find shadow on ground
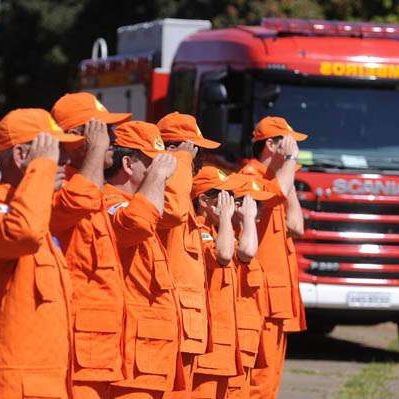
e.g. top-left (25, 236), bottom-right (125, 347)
top-left (286, 331), bottom-right (399, 363)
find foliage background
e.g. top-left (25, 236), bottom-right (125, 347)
top-left (0, 0), bottom-right (398, 115)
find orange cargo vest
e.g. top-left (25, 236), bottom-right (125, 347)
top-left (51, 168), bottom-right (125, 382)
top-left (194, 218), bottom-right (242, 377)
top-left (257, 166), bottom-right (306, 331)
top-left (104, 184), bottom-right (184, 392)
top-left (0, 159), bottom-right (73, 399)
top-left (235, 255), bottom-right (266, 369)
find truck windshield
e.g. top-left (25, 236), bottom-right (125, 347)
top-left (254, 81), bottom-right (399, 170)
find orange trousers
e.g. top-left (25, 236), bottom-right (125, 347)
top-left (72, 382), bottom-right (163, 399)
top-left (191, 374), bottom-right (229, 399)
top-left (227, 367), bottom-right (250, 398)
top-left (249, 319), bottom-right (287, 399)
top-left (163, 353), bottom-right (195, 399)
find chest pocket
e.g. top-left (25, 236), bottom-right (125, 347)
top-left (246, 259), bottom-right (263, 288)
top-left (34, 245), bottom-right (59, 303)
top-left (183, 215), bottom-right (201, 256)
top-left (92, 216), bottom-right (118, 269)
top-left (272, 206), bottom-right (284, 233)
top-left (151, 238), bottom-right (174, 291)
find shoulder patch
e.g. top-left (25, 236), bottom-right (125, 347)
top-left (107, 201), bottom-right (129, 215)
top-left (201, 231), bottom-right (214, 242)
top-left (0, 203), bottom-right (9, 214)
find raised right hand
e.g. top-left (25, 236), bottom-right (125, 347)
top-left (147, 153), bottom-right (177, 181)
top-left (216, 190), bottom-right (235, 220)
top-left (28, 133), bottom-right (60, 164)
top-left (84, 118), bottom-right (110, 151)
top-left (277, 135), bottom-right (299, 158)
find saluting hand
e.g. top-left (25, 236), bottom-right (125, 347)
top-left (277, 135), bottom-right (299, 159)
top-left (215, 190), bottom-right (235, 220)
top-left (27, 133), bottom-right (60, 164)
top-left (147, 153), bottom-right (177, 181)
top-left (174, 141), bottom-right (198, 159)
top-left (84, 118), bottom-right (109, 152)
top-left (237, 194), bottom-right (257, 221)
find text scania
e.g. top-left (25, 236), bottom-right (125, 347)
top-left (333, 179), bottom-right (399, 195)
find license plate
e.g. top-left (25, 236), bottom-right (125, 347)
top-left (347, 292), bottom-right (391, 308)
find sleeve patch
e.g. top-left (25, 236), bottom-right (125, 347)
top-left (107, 201), bottom-right (129, 215)
top-left (201, 232), bottom-right (214, 242)
top-left (0, 204), bottom-right (9, 214)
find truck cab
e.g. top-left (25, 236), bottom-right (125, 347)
top-left (79, 18), bottom-right (399, 332)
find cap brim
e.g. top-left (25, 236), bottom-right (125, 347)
top-left (252, 130), bottom-right (308, 142)
top-left (94, 111), bottom-right (132, 125)
top-left (291, 131), bottom-right (308, 142)
top-left (235, 190), bottom-right (274, 201)
top-left (191, 136), bottom-right (221, 149)
top-left (53, 132), bottom-right (85, 144)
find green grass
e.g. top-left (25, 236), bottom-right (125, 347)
top-left (336, 362), bottom-right (394, 399)
top-left (336, 338), bottom-right (399, 399)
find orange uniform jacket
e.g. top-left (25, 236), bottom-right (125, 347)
top-left (0, 159), bottom-right (73, 398)
top-left (158, 152), bottom-right (209, 355)
top-left (51, 168), bottom-right (125, 382)
top-left (234, 256), bottom-right (266, 369)
top-left (194, 218), bottom-right (242, 377)
top-left (103, 184), bottom-right (184, 392)
top-left (249, 159), bottom-right (306, 332)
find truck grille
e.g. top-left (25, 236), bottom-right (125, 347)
top-left (301, 200), bottom-right (399, 215)
top-left (298, 198), bottom-right (399, 283)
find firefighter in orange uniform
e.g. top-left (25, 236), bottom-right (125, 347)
top-left (157, 112), bottom-right (221, 398)
top-left (103, 121), bottom-right (185, 399)
top-left (191, 167), bottom-right (246, 399)
top-left (50, 93), bottom-right (131, 399)
top-left (0, 109), bottom-right (84, 398)
top-left (227, 175), bottom-right (279, 399)
top-left (240, 117), bottom-right (307, 399)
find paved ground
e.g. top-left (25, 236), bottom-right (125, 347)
top-left (279, 323), bottom-right (399, 399)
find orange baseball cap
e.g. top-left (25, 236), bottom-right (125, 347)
top-left (0, 108), bottom-right (84, 151)
top-left (252, 116), bottom-right (308, 143)
top-left (192, 166), bottom-right (242, 198)
top-left (113, 121), bottom-right (165, 158)
top-left (231, 174), bottom-right (274, 201)
top-left (52, 92), bottom-right (131, 130)
top-left (157, 112), bottom-right (220, 149)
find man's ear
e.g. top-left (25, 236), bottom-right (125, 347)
top-left (198, 193), bottom-right (208, 209)
top-left (122, 155), bottom-right (134, 176)
top-left (13, 144), bottom-right (29, 169)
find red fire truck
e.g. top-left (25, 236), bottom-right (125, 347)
top-left (79, 18), bottom-right (399, 333)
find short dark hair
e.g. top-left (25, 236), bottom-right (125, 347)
top-left (104, 146), bottom-right (142, 180)
top-left (252, 136), bottom-right (283, 159)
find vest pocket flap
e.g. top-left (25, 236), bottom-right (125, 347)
top-left (179, 292), bottom-right (204, 309)
top-left (75, 308), bottom-right (119, 333)
top-left (238, 328), bottom-right (260, 354)
top-left (246, 258), bottom-right (262, 271)
top-left (94, 235), bottom-right (117, 269)
top-left (212, 324), bottom-right (233, 345)
top-left (181, 308), bottom-right (206, 340)
top-left (137, 319), bottom-right (175, 341)
top-left (237, 314), bottom-right (261, 331)
top-left (247, 269), bottom-right (263, 288)
top-left (267, 272), bottom-right (288, 288)
top-left (22, 372), bottom-right (63, 398)
top-left (135, 319), bottom-right (177, 376)
top-left (33, 247), bottom-right (55, 266)
top-left (92, 215), bottom-right (108, 236)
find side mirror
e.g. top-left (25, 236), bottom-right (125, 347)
top-left (202, 81), bottom-right (228, 104)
